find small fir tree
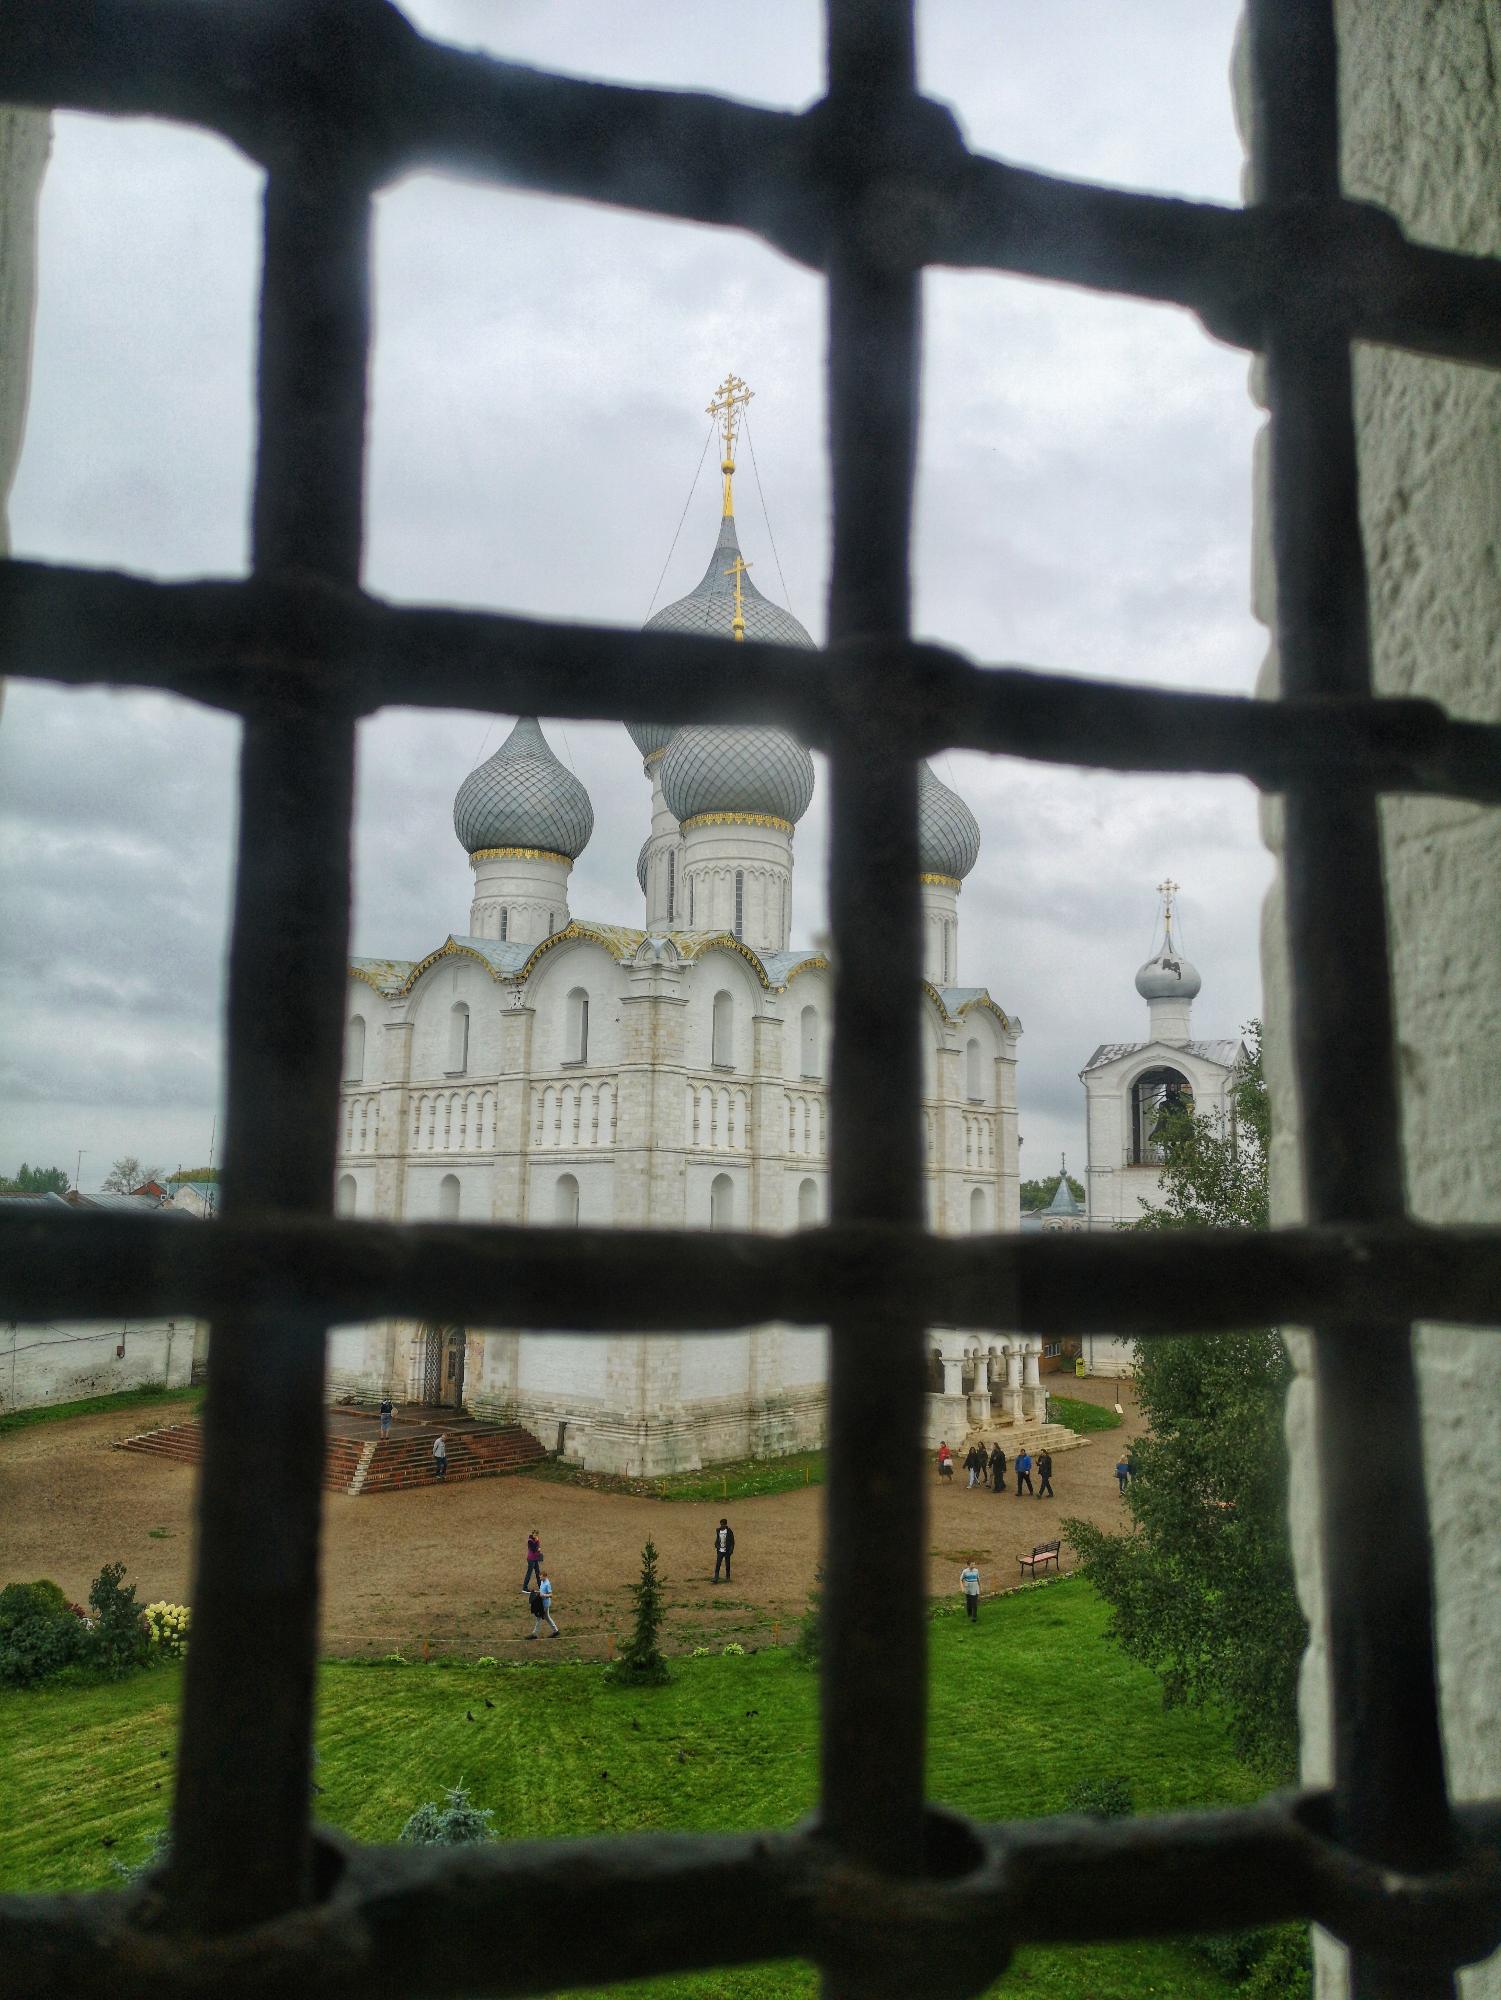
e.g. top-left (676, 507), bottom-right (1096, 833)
top-left (398, 1782), bottom-right (495, 1846)
top-left (610, 1538), bottom-right (670, 1686)
top-left (792, 1566), bottom-right (824, 1664)
top-left (87, 1562), bottom-right (150, 1678)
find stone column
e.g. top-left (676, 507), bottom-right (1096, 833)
top-left (929, 1041), bottom-right (965, 1234)
top-left (490, 1008), bottom-right (534, 1223)
top-left (1022, 1344), bottom-right (1042, 1421)
top-left (967, 1350), bottom-right (992, 1425)
top-left (1005, 1345), bottom-right (1024, 1422)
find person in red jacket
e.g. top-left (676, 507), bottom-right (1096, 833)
top-left (522, 1530), bottom-right (543, 1593)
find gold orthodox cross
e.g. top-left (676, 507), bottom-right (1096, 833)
top-left (707, 372), bottom-right (753, 516)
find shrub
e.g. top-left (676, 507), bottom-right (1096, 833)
top-left (1063, 1776), bottom-right (1135, 1821)
top-left (112, 1827), bottom-right (172, 1884)
top-left (474, 1656), bottom-right (497, 1668)
top-left (793, 1567), bottom-right (824, 1664)
top-left (721, 1642), bottom-right (745, 1657)
top-left (86, 1563), bottom-right (149, 1678)
top-left (144, 1602), bottom-right (190, 1657)
top-left (0, 1579), bottom-right (85, 1686)
top-left (606, 1539), bottom-right (670, 1688)
top-left (1195, 1923), bottom-right (1310, 1996)
top-left (398, 1783), bottom-right (495, 1846)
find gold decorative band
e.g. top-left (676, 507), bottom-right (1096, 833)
top-left (469, 847), bottom-right (572, 866)
top-left (643, 747), bottom-right (668, 767)
top-left (680, 811), bottom-right (794, 835)
top-left (920, 872), bottom-right (962, 890)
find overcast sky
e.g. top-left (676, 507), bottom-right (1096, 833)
top-left (0, 0), bottom-right (1272, 1192)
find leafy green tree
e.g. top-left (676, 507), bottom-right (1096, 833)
top-left (0, 1579), bottom-right (84, 1685)
top-left (1065, 1025), bottom-right (1305, 1780)
top-left (101, 1156), bottom-right (164, 1194)
top-left (1019, 1171), bottom-right (1085, 1212)
top-left (609, 1539), bottom-right (670, 1686)
top-left (86, 1562), bottom-right (150, 1678)
top-left (0, 1163), bottom-right (71, 1195)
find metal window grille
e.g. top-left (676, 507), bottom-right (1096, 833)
top-left (4, 4), bottom-right (1501, 1997)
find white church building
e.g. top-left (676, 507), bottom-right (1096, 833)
top-left (329, 378), bottom-right (1024, 1474)
top-left (1078, 884), bottom-right (1245, 1376)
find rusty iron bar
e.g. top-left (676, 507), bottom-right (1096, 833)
top-left (4, 559), bottom-right (1499, 803)
top-left (1247, 5), bottom-right (1459, 1997)
top-left (4, 1209), bottom-right (1501, 1339)
top-left (817, 0), bottom-right (929, 1965)
top-left (169, 159), bottom-right (370, 1933)
top-left (7, 2), bottom-right (1501, 371)
top-left (4, 1798), bottom-right (1501, 2000)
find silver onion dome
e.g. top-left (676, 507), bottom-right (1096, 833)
top-left (453, 716), bottom-right (594, 859)
top-left (636, 836), bottom-right (652, 892)
top-left (918, 761), bottom-right (981, 880)
top-left (1135, 947), bottom-right (1202, 1001)
top-left (644, 513), bottom-right (815, 649)
top-left (627, 720), bottom-right (677, 760)
top-left (661, 724), bottom-right (815, 826)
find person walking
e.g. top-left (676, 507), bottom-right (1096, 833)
top-left (965, 1445), bottom-right (981, 1490)
top-left (989, 1443), bottom-right (1007, 1492)
top-left (1015, 1447), bottom-right (1033, 1496)
top-left (537, 1571), bottom-right (559, 1637)
top-left (1036, 1449), bottom-right (1054, 1499)
top-left (378, 1396), bottom-right (393, 1440)
top-left (432, 1432), bottom-right (448, 1481)
top-left (959, 1560), bottom-right (981, 1622)
top-left (522, 1530), bottom-right (543, 1593)
top-left (713, 1518), bottom-right (735, 1583)
top-left (1115, 1455), bottom-right (1131, 1496)
top-left (937, 1442), bottom-right (954, 1482)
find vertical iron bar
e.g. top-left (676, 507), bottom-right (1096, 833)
top-left (817, 7), bottom-right (927, 1978)
top-left (1247, 5), bottom-right (1456, 1996)
top-left (171, 158), bottom-right (369, 1931)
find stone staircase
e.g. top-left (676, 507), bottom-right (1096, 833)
top-left (956, 1418), bottom-right (1086, 1461)
top-left (115, 1412), bottom-right (548, 1495)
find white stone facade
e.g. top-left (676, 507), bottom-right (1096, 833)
top-left (1, 1311), bottom-right (197, 1412)
top-left (1238, 7), bottom-right (1501, 1993)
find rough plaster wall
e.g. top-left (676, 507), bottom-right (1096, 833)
top-left (1241, 6), bottom-right (1501, 1992)
top-left (0, 106), bottom-right (47, 556)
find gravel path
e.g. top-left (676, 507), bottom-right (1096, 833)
top-left (0, 1378), bottom-right (1145, 1660)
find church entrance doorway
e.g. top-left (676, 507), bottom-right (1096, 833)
top-left (420, 1325), bottom-right (467, 1409)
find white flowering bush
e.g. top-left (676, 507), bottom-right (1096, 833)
top-left (144, 1602), bottom-right (190, 1657)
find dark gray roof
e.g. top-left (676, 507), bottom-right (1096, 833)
top-left (1047, 1174), bottom-right (1083, 1216)
top-left (453, 717), bottom-right (594, 860)
top-left (1082, 1037), bottom-right (1243, 1075)
top-left (0, 1190), bottom-right (72, 1208)
top-left (644, 512), bottom-right (814, 650)
top-left (919, 761), bottom-right (981, 880)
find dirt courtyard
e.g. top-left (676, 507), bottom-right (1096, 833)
top-left (0, 1380), bottom-right (1143, 1660)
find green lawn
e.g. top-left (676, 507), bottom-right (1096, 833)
top-left (1050, 1393), bottom-right (1123, 1434)
top-left (0, 1384), bottom-right (203, 1436)
top-left (0, 1580), bottom-right (1267, 1999)
top-left (530, 1449), bottom-right (827, 1502)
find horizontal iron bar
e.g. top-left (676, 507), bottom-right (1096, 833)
top-left (3, 563), bottom-right (1498, 803)
top-left (3, 1797), bottom-right (1498, 2000)
top-left (3, 1210), bottom-right (1499, 1337)
top-left (4, 3), bottom-right (1501, 368)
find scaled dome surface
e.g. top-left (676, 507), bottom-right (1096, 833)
top-left (1135, 947), bottom-right (1202, 1001)
top-left (661, 723), bottom-right (815, 826)
top-left (628, 514), bottom-right (815, 761)
top-left (453, 716), bottom-right (594, 859)
top-left (918, 761), bottom-right (981, 880)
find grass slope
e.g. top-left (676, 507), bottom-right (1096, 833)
top-left (0, 1581), bottom-right (1263, 1999)
top-left (1049, 1394), bottom-right (1123, 1435)
top-left (0, 1384), bottom-right (203, 1437)
top-left (530, 1450), bottom-right (827, 1502)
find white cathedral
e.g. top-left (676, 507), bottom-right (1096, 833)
top-left (329, 377), bottom-right (1024, 1474)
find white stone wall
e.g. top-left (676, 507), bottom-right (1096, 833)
top-left (1083, 1045), bottom-right (1236, 1226)
top-left (2, 1316), bottom-right (195, 1412)
top-left (1241, 6), bottom-right (1501, 1992)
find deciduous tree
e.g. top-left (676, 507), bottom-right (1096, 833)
top-left (0, 1163), bottom-right (70, 1194)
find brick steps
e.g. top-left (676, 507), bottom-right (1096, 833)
top-left (115, 1415), bottom-right (548, 1494)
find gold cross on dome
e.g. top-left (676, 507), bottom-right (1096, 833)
top-left (707, 372), bottom-right (754, 515)
top-left (724, 553), bottom-right (752, 641)
top-left (1158, 877), bottom-right (1180, 941)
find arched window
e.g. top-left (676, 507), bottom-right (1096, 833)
top-left (710, 1172), bottom-right (734, 1230)
top-left (798, 1177), bottom-right (818, 1227)
top-left (667, 850), bottom-right (677, 922)
top-left (965, 1038), bottom-right (983, 1100)
top-left (336, 1174), bottom-right (357, 1217)
top-left (1131, 1067), bottom-right (1194, 1165)
top-left (711, 989), bottom-right (734, 1068)
top-left (734, 870), bottom-right (745, 940)
top-left (554, 1172), bottom-right (580, 1226)
top-left (344, 1014), bottom-right (366, 1084)
top-left (500, 907), bottom-right (509, 942)
top-left (969, 1186), bottom-right (987, 1233)
top-left (438, 1174), bottom-right (461, 1221)
top-left (447, 1002), bottom-right (470, 1075)
top-left (800, 1005), bottom-right (821, 1077)
top-left (567, 987), bottom-right (589, 1064)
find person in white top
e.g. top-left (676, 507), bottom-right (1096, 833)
top-left (959, 1561), bottom-right (981, 1623)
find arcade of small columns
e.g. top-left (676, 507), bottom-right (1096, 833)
top-left (930, 1334), bottom-right (1047, 1428)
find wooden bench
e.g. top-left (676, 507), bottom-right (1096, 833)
top-left (1018, 1540), bottom-right (1060, 1578)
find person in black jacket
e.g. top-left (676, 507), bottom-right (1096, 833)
top-left (713, 1518), bottom-right (735, 1583)
top-left (1036, 1449), bottom-right (1054, 1498)
top-left (989, 1443), bottom-right (1007, 1492)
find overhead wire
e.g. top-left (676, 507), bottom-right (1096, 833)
top-left (741, 411), bottom-right (796, 617)
top-left (645, 418), bottom-right (716, 622)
